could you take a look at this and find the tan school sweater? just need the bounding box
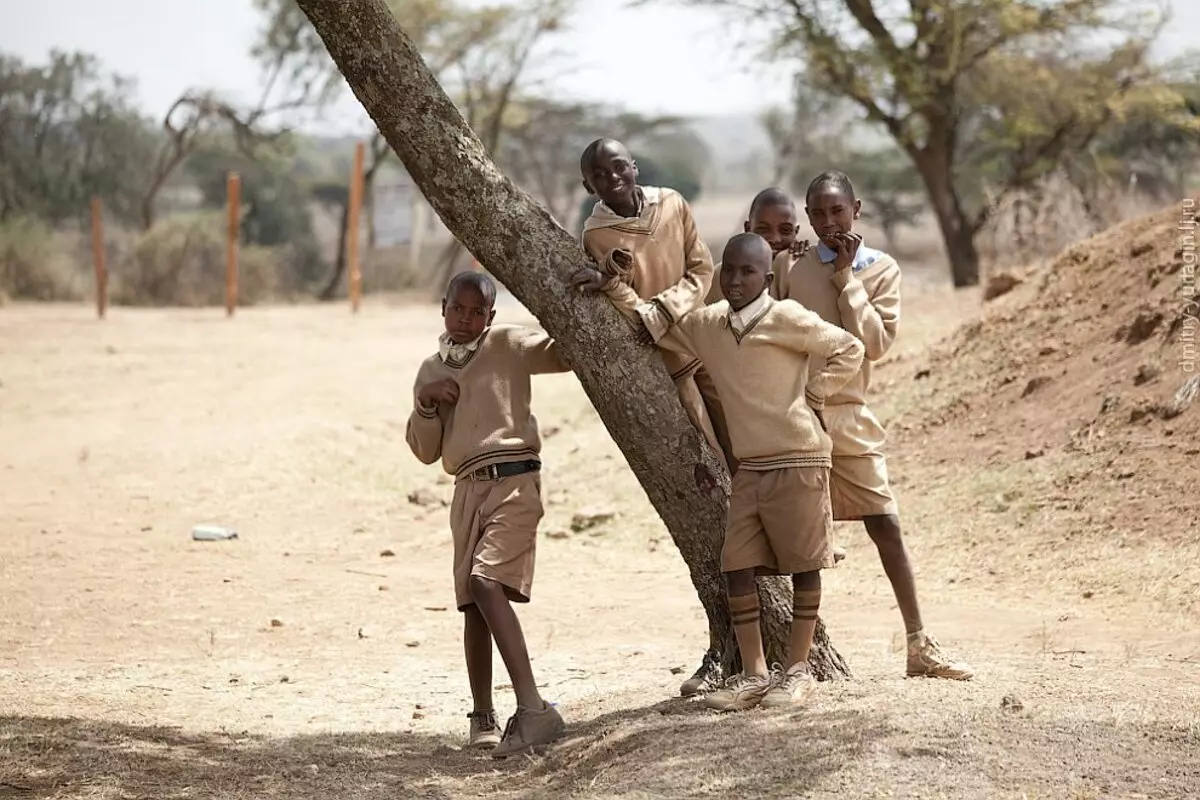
[406,324,571,479]
[602,282,864,469]
[583,186,714,380]
[770,244,900,407]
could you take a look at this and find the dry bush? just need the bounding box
[112,213,279,307]
[0,216,86,301]
[979,171,1147,270]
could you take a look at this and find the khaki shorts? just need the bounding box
[723,466,835,575]
[449,471,543,611]
[825,404,899,521]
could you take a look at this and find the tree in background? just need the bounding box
[251,0,574,298]
[676,0,1194,286]
[0,51,157,226]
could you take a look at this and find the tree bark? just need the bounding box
[914,147,982,287]
[296,0,849,682]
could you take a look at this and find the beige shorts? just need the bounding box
[723,466,835,575]
[824,404,899,521]
[449,471,543,611]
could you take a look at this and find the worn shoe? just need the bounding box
[491,702,566,758]
[906,630,974,680]
[702,672,772,712]
[466,709,501,749]
[679,649,723,697]
[761,662,816,709]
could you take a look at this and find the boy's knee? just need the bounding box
[468,573,502,602]
[724,569,757,597]
[792,570,821,592]
[864,514,903,543]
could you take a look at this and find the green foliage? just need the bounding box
[114,212,280,306]
[0,50,158,226]
[0,215,80,300]
[183,136,325,287]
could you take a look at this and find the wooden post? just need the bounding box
[90,197,107,319]
[347,140,365,313]
[225,172,240,317]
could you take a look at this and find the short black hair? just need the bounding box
[748,187,794,218]
[805,170,856,205]
[722,232,772,266]
[445,270,497,308]
[580,137,629,177]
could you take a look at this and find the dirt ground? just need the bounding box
[2,215,1199,798]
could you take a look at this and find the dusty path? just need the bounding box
[2,299,1198,799]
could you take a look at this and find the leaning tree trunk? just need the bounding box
[296,0,849,682]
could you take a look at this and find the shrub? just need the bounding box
[0,216,83,300]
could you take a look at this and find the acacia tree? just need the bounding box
[294,0,850,683]
[678,0,1182,286]
[252,0,572,298]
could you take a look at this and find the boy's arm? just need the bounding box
[831,258,900,361]
[639,198,715,340]
[405,371,444,465]
[510,328,572,375]
[598,278,702,360]
[771,302,865,410]
[768,250,794,301]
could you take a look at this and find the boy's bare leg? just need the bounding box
[863,514,974,680]
[468,576,542,709]
[463,605,494,711]
[862,514,922,633]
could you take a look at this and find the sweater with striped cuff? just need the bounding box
[406,325,570,479]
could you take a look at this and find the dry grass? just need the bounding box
[2,206,1199,798]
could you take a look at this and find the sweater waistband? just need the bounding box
[737,452,832,471]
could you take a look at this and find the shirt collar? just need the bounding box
[816,239,877,272]
[728,289,771,331]
[438,330,485,362]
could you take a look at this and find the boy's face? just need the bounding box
[744,202,799,255]
[719,241,773,311]
[806,187,861,250]
[441,284,494,344]
[582,142,638,209]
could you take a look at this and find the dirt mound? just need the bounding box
[893,201,1198,546]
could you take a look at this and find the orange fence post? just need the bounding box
[347,140,365,313]
[225,172,240,317]
[90,197,107,319]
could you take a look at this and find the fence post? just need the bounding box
[226,172,240,317]
[90,197,107,319]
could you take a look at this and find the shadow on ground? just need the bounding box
[4,697,1199,799]
[0,699,889,799]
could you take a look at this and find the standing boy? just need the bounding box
[602,233,865,710]
[771,170,974,680]
[406,272,569,756]
[569,138,734,473]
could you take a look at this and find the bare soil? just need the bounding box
[2,206,1199,798]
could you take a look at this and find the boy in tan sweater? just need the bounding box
[602,233,864,711]
[705,186,810,304]
[768,171,974,680]
[569,138,734,474]
[406,272,569,756]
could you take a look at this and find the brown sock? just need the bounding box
[789,589,821,668]
[729,591,768,678]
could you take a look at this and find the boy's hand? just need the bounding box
[790,238,812,258]
[610,249,633,269]
[632,318,654,345]
[570,266,608,294]
[832,232,862,273]
[417,378,460,408]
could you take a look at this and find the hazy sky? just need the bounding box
[3,0,1197,135]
